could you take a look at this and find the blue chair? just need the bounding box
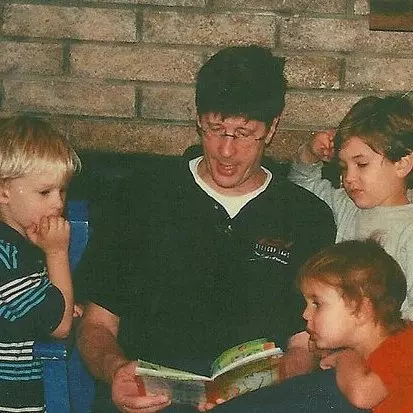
[33,200,95,413]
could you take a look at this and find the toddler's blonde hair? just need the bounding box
[0,115,81,181]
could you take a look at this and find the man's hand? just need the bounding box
[26,215,70,255]
[112,362,171,413]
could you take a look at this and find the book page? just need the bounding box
[208,354,282,402]
[134,338,283,406]
[135,360,211,381]
[138,375,208,406]
[211,338,283,378]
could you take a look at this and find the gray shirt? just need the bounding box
[289,161,413,320]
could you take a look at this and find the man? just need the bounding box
[76,45,336,413]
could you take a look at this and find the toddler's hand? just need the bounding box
[26,215,70,255]
[309,130,335,162]
[73,303,84,318]
[197,399,225,411]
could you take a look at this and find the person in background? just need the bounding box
[289,95,413,320]
[75,45,336,413]
[0,115,81,412]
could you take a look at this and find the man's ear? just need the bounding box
[196,115,203,137]
[395,153,413,178]
[264,116,281,145]
[0,181,10,205]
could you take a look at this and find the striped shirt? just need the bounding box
[0,222,65,412]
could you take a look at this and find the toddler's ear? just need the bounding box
[0,181,10,204]
[395,153,413,178]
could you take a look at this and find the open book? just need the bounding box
[134,338,283,406]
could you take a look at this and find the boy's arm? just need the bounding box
[288,131,338,208]
[27,215,73,338]
[321,349,388,409]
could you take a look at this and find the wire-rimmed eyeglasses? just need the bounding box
[199,125,266,143]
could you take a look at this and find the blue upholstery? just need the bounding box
[33,200,95,413]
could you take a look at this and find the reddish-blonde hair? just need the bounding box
[297,239,406,332]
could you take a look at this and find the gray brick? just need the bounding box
[345,57,413,92]
[281,17,364,52]
[141,85,195,121]
[3,4,136,42]
[0,42,62,75]
[266,129,312,161]
[212,0,346,13]
[285,55,341,89]
[142,10,276,47]
[87,0,206,5]
[3,79,135,118]
[281,91,361,128]
[71,45,203,83]
[354,0,369,15]
[70,120,198,155]
[363,31,413,55]
[281,16,413,55]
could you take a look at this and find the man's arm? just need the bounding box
[76,302,125,382]
[77,302,171,412]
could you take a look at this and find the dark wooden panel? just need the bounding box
[370,0,413,31]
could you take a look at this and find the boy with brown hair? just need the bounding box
[289,95,413,320]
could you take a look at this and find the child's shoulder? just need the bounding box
[384,324,413,349]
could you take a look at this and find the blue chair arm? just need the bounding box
[33,341,68,360]
[33,200,91,413]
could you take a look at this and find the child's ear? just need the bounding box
[395,153,413,178]
[0,181,11,205]
[356,297,375,325]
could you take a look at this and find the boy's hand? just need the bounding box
[300,130,335,164]
[309,130,335,162]
[26,215,70,255]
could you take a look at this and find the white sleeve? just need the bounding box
[288,161,337,209]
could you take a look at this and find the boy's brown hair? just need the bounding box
[297,239,407,333]
[0,115,81,181]
[335,95,413,162]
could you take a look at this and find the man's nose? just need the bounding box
[218,135,237,157]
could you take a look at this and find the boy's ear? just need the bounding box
[0,181,11,204]
[395,153,413,178]
[264,116,281,145]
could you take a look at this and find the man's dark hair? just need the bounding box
[195,45,286,127]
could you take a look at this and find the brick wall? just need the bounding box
[1,0,413,160]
